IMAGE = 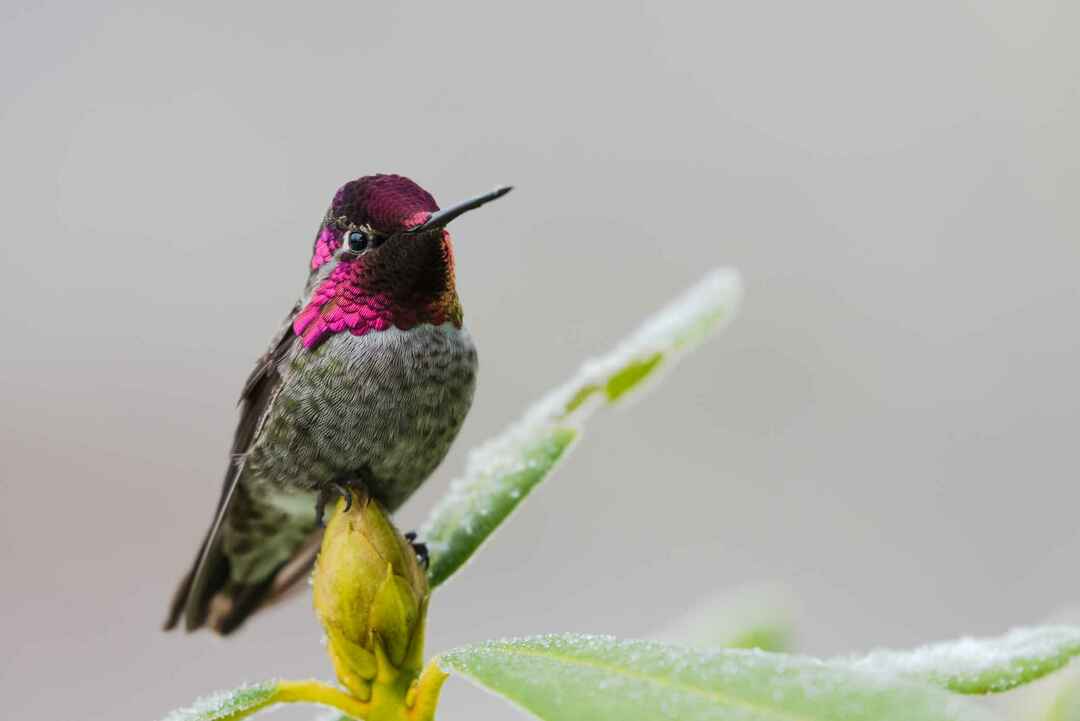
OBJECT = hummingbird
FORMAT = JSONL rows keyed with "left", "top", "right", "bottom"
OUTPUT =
{"left": 165, "top": 174, "right": 511, "bottom": 634}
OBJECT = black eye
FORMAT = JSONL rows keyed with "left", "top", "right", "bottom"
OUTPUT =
{"left": 346, "top": 230, "right": 370, "bottom": 252}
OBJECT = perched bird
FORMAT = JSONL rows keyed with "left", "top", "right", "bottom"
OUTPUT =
{"left": 165, "top": 175, "right": 511, "bottom": 634}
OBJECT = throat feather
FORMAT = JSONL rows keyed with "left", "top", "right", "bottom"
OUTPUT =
{"left": 293, "top": 241, "right": 461, "bottom": 349}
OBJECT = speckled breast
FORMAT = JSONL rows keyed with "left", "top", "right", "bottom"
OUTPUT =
{"left": 245, "top": 322, "right": 477, "bottom": 511}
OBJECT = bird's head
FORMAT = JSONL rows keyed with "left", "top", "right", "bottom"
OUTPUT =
{"left": 295, "top": 175, "right": 511, "bottom": 349}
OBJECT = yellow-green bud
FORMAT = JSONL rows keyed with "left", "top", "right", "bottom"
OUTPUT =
{"left": 313, "top": 491, "right": 432, "bottom": 712}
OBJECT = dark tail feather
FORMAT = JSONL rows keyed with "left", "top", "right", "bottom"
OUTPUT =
{"left": 209, "top": 533, "right": 322, "bottom": 634}
{"left": 163, "top": 572, "right": 193, "bottom": 631}
{"left": 164, "top": 459, "right": 246, "bottom": 633}
{"left": 208, "top": 576, "right": 276, "bottom": 635}
{"left": 163, "top": 532, "right": 207, "bottom": 630}
{"left": 164, "top": 529, "right": 323, "bottom": 635}
{"left": 163, "top": 531, "right": 229, "bottom": 632}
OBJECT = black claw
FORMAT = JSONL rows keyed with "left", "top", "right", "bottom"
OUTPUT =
{"left": 315, "top": 482, "right": 355, "bottom": 527}
{"left": 338, "top": 483, "right": 353, "bottom": 513}
{"left": 404, "top": 531, "right": 429, "bottom": 569}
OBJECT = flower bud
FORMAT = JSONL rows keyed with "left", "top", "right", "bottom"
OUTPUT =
{"left": 313, "top": 490, "right": 429, "bottom": 703}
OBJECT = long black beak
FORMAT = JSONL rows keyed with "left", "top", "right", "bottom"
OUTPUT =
{"left": 416, "top": 185, "right": 513, "bottom": 231}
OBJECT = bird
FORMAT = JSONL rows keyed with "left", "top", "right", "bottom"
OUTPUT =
{"left": 165, "top": 174, "right": 511, "bottom": 634}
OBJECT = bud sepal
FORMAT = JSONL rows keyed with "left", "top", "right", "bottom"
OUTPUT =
{"left": 312, "top": 492, "right": 444, "bottom": 720}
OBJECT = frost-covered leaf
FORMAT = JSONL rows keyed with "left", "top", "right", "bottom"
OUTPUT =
{"left": 656, "top": 585, "right": 796, "bottom": 652}
{"left": 421, "top": 269, "right": 743, "bottom": 588}
{"left": 160, "top": 682, "right": 277, "bottom": 721}
{"left": 518, "top": 268, "right": 743, "bottom": 425}
{"left": 844, "top": 626, "right": 1080, "bottom": 694}
{"left": 438, "top": 634, "right": 996, "bottom": 721}
{"left": 423, "top": 426, "right": 577, "bottom": 588}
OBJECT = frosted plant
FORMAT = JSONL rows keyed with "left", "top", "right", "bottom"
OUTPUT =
{"left": 158, "top": 270, "right": 1080, "bottom": 721}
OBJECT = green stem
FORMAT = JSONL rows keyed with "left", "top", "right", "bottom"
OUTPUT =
{"left": 216, "top": 664, "right": 448, "bottom": 721}
{"left": 219, "top": 680, "right": 371, "bottom": 721}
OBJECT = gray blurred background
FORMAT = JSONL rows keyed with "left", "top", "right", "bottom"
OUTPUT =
{"left": 2, "top": 1, "right": 1077, "bottom": 719}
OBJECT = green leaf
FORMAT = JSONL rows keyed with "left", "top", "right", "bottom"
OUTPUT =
{"left": 163, "top": 680, "right": 376, "bottom": 721}
{"left": 423, "top": 426, "right": 578, "bottom": 589}
{"left": 843, "top": 626, "right": 1080, "bottom": 694}
{"left": 160, "top": 682, "right": 278, "bottom": 721}
{"left": 438, "top": 635, "right": 996, "bottom": 721}
{"left": 604, "top": 352, "right": 663, "bottom": 402}
{"left": 421, "top": 269, "right": 743, "bottom": 588}
{"left": 656, "top": 585, "right": 796, "bottom": 652}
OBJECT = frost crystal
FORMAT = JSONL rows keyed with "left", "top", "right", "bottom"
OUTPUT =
{"left": 159, "top": 682, "right": 277, "bottom": 721}
{"left": 841, "top": 626, "right": 1080, "bottom": 694}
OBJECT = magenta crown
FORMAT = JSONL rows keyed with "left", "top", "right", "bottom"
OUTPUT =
{"left": 309, "top": 174, "right": 440, "bottom": 272}
{"left": 331, "top": 174, "right": 439, "bottom": 233}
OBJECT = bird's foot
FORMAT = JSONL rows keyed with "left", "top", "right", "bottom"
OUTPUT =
{"left": 315, "top": 480, "right": 365, "bottom": 527}
{"left": 404, "top": 531, "right": 429, "bottom": 569}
